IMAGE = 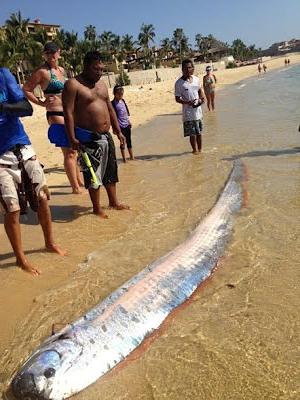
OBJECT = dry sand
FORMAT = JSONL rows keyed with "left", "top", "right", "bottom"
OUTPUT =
{"left": 0, "top": 53, "right": 300, "bottom": 375}
{"left": 20, "top": 53, "right": 300, "bottom": 187}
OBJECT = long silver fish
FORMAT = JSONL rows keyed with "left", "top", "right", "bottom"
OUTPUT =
{"left": 12, "top": 159, "right": 245, "bottom": 400}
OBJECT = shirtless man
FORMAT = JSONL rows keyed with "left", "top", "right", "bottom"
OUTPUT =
{"left": 62, "top": 51, "right": 129, "bottom": 217}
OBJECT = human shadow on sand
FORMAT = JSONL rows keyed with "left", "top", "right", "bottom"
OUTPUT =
{"left": 0, "top": 204, "right": 91, "bottom": 227}
{"left": 47, "top": 184, "right": 74, "bottom": 196}
{"left": 223, "top": 147, "right": 300, "bottom": 161}
{"left": 157, "top": 113, "right": 182, "bottom": 117}
{"left": 133, "top": 151, "right": 191, "bottom": 161}
{"left": 44, "top": 166, "right": 65, "bottom": 174}
{"left": 0, "top": 248, "right": 48, "bottom": 269}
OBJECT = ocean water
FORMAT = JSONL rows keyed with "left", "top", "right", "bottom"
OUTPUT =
{"left": 1, "top": 65, "right": 300, "bottom": 399}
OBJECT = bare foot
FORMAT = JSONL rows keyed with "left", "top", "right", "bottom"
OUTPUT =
{"left": 192, "top": 151, "right": 198, "bottom": 155}
{"left": 93, "top": 209, "right": 109, "bottom": 219}
{"left": 72, "top": 187, "right": 83, "bottom": 194}
{"left": 17, "top": 259, "right": 41, "bottom": 277}
{"left": 109, "top": 203, "right": 130, "bottom": 210}
{"left": 130, "top": 157, "right": 136, "bottom": 161}
{"left": 46, "top": 243, "right": 67, "bottom": 256}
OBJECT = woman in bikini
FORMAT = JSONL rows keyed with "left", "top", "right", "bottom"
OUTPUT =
{"left": 203, "top": 65, "right": 217, "bottom": 111}
{"left": 23, "top": 42, "right": 83, "bottom": 194}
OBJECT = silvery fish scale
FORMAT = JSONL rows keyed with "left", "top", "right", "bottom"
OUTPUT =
{"left": 12, "top": 160, "right": 245, "bottom": 400}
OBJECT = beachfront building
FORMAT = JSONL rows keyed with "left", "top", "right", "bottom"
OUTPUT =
{"left": 263, "top": 38, "right": 300, "bottom": 56}
{"left": 26, "top": 19, "right": 60, "bottom": 40}
{"left": 194, "top": 46, "right": 230, "bottom": 63}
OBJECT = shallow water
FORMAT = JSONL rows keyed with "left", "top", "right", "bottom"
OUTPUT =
{"left": 1, "top": 65, "right": 300, "bottom": 399}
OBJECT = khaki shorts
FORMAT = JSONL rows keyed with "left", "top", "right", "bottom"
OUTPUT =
{"left": 0, "top": 157, "right": 48, "bottom": 214}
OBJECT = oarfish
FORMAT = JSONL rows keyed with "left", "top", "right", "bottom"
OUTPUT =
{"left": 11, "top": 159, "right": 246, "bottom": 400}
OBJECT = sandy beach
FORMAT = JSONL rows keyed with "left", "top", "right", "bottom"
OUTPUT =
{"left": 1, "top": 53, "right": 300, "bottom": 398}
{"left": 16, "top": 53, "right": 300, "bottom": 183}
{"left": 10, "top": 53, "right": 299, "bottom": 186}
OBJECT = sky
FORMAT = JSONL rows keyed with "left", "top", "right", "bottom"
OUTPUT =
{"left": 0, "top": 0, "right": 299, "bottom": 49}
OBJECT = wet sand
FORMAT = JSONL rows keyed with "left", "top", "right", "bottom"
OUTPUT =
{"left": 1, "top": 56, "right": 300, "bottom": 399}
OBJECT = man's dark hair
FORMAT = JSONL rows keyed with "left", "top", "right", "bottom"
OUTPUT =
{"left": 182, "top": 59, "right": 194, "bottom": 69}
{"left": 113, "top": 84, "right": 123, "bottom": 95}
{"left": 83, "top": 51, "right": 103, "bottom": 66}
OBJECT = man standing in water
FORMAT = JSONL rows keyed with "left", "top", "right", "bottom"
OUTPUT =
{"left": 175, "top": 59, "right": 205, "bottom": 153}
{"left": 0, "top": 67, "right": 66, "bottom": 276}
{"left": 63, "top": 51, "right": 129, "bottom": 218}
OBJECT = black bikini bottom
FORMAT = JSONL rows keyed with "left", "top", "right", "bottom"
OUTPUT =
{"left": 46, "top": 111, "right": 64, "bottom": 120}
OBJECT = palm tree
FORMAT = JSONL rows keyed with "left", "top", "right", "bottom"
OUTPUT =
{"left": 195, "top": 34, "right": 212, "bottom": 60}
{"left": 2, "top": 11, "right": 33, "bottom": 82}
{"left": 160, "top": 38, "right": 173, "bottom": 58}
{"left": 56, "top": 30, "right": 80, "bottom": 74}
{"left": 122, "top": 34, "right": 136, "bottom": 53}
{"left": 231, "top": 38, "right": 248, "bottom": 61}
{"left": 99, "top": 31, "right": 115, "bottom": 60}
{"left": 5, "top": 11, "right": 29, "bottom": 33}
{"left": 172, "top": 28, "right": 189, "bottom": 61}
{"left": 138, "top": 23, "right": 155, "bottom": 68}
{"left": 138, "top": 23, "right": 155, "bottom": 49}
{"left": 84, "top": 25, "right": 97, "bottom": 42}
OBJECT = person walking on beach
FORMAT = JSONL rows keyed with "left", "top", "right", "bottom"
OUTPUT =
{"left": 63, "top": 51, "right": 129, "bottom": 218}
{"left": 258, "top": 63, "right": 262, "bottom": 74}
{"left": 175, "top": 59, "right": 205, "bottom": 154}
{"left": 23, "top": 42, "right": 83, "bottom": 194}
{"left": 0, "top": 68, "right": 66, "bottom": 276}
{"left": 203, "top": 65, "right": 217, "bottom": 111}
{"left": 263, "top": 64, "right": 267, "bottom": 73}
{"left": 111, "top": 85, "right": 134, "bottom": 162}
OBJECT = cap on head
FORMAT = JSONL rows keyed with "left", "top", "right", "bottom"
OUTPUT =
{"left": 206, "top": 66, "right": 212, "bottom": 72}
{"left": 43, "top": 42, "right": 59, "bottom": 53}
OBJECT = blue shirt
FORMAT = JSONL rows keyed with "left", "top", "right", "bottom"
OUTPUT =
{"left": 0, "top": 68, "right": 30, "bottom": 156}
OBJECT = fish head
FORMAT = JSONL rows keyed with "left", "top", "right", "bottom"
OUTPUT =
{"left": 11, "top": 349, "right": 63, "bottom": 400}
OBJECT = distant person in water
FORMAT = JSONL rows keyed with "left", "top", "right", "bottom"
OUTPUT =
{"left": 263, "top": 64, "right": 267, "bottom": 73}
{"left": 203, "top": 65, "right": 217, "bottom": 111}
{"left": 287, "top": 58, "right": 290, "bottom": 64}
{"left": 258, "top": 63, "right": 262, "bottom": 74}
{"left": 23, "top": 42, "right": 83, "bottom": 194}
{"left": 111, "top": 85, "right": 134, "bottom": 162}
{"left": 0, "top": 67, "right": 66, "bottom": 276}
{"left": 63, "top": 51, "right": 129, "bottom": 218}
{"left": 284, "top": 58, "right": 288, "bottom": 66}
{"left": 175, "top": 59, "right": 205, "bottom": 154}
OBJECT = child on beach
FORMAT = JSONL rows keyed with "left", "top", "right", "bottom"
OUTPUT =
{"left": 111, "top": 85, "right": 134, "bottom": 162}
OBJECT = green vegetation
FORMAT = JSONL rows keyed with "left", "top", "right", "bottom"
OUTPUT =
{"left": 226, "top": 61, "right": 237, "bottom": 69}
{"left": 115, "top": 69, "right": 131, "bottom": 86}
{"left": 0, "top": 10, "right": 262, "bottom": 81}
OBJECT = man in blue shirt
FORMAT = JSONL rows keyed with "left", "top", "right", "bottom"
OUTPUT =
{"left": 0, "top": 67, "right": 66, "bottom": 276}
